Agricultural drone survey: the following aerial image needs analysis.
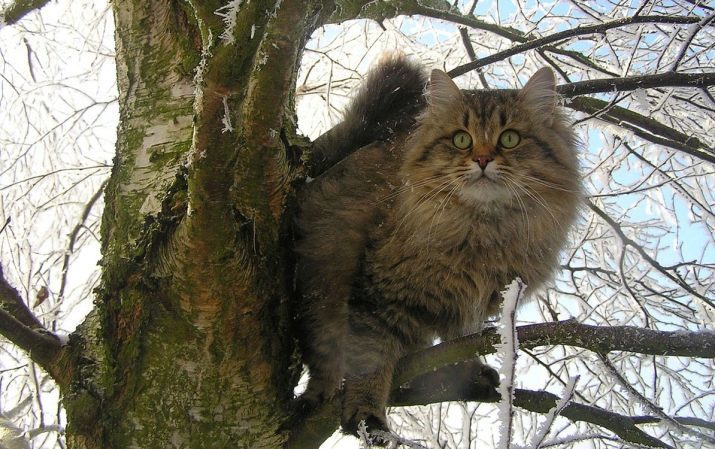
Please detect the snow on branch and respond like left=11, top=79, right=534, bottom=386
left=495, top=278, right=524, bottom=449
left=588, top=201, right=715, bottom=310
left=565, top=96, right=715, bottom=164
left=557, top=72, right=715, bottom=99
left=395, top=319, right=715, bottom=385
left=670, top=12, right=715, bottom=71
left=527, top=376, right=578, bottom=449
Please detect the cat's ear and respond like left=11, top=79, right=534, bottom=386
left=519, top=67, right=558, bottom=124
left=427, top=69, right=462, bottom=112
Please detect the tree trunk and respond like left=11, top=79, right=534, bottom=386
left=63, top=1, right=319, bottom=446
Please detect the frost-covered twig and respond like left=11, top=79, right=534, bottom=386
left=448, top=15, right=705, bottom=77
left=588, top=201, right=715, bottom=309
left=357, top=420, right=372, bottom=448
left=496, top=278, right=526, bottom=449
left=528, top=377, right=578, bottom=449
left=670, top=12, right=715, bottom=71
left=600, top=355, right=715, bottom=446
left=57, top=180, right=107, bottom=304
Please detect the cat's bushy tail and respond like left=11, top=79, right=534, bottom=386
left=308, top=55, right=427, bottom=177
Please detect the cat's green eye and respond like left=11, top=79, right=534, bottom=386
left=452, top=131, right=472, bottom=149
left=499, top=129, right=521, bottom=149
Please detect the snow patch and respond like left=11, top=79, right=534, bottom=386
left=55, top=332, right=70, bottom=346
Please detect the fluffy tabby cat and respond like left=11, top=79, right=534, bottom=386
left=295, top=56, right=581, bottom=435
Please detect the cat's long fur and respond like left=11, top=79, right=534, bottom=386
left=295, top=56, right=582, bottom=434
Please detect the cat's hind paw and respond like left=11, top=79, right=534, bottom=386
left=341, top=407, right=389, bottom=438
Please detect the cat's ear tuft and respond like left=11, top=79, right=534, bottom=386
left=519, top=67, right=558, bottom=123
left=427, top=69, right=462, bottom=112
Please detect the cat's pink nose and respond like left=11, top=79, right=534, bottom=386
left=473, top=155, right=493, bottom=169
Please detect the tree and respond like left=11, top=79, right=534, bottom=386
left=0, top=1, right=713, bottom=448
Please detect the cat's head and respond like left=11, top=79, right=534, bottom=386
left=402, top=67, right=581, bottom=214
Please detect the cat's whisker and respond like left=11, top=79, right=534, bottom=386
left=501, top=178, right=531, bottom=248
left=380, top=168, right=471, bottom=203
left=377, top=174, right=450, bottom=203
left=391, top=174, right=465, bottom=242
left=504, top=174, right=563, bottom=230
left=428, top=175, right=467, bottom=243
left=514, top=174, right=577, bottom=193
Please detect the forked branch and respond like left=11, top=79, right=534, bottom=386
left=287, top=321, right=714, bottom=449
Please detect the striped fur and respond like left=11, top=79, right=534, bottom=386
left=295, top=57, right=582, bottom=435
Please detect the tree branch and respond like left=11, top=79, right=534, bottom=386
left=566, top=96, right=715, bottom=164
left=515, top=389, right=673, bottom=449
left=287, top=321, right=714, bottom=448
left=447, top=15, right=705, bottom=77
left=393, top=386, right=675, bottom=449
left=670, top=12, right=715, bottom=71
left=0, top=265, right=76, bottom=388
left=0, top=0, right=51, bottom=27
left=0, top=264, right=43, bottom=329
left=588, top=201, right=715, bottom=310
left=395, top=319, right=715, bottom=384
left=557, top=72, right=715, bottom=98
left=0, top=309, right=61, bottom=367
left=58, top=180, right=107, bottom=303
left=290, top=384, right=676, bottom=449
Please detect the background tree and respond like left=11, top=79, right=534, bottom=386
left=0, top=1, right=713, bottom=448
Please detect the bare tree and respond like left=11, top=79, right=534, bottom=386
left=0, top=1, right=713, bottom=448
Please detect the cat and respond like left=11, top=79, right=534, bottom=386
left=295, top=55, right=582, bottom=436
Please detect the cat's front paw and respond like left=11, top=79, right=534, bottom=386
left=478, top=362, right=500, bottom=388
left=341, top=405, right=389, bottom=438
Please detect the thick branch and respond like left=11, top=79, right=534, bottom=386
left=326, top=0, right=607, bottom=77
left=0, top=0, right=50, bottom=27
left=0, top=309, right=61, bottom=367
left=395, top=319, right=715, bottom=385
left=394, top=386, right=673, bottom=449
left=290, top=385, right=675, bottom=449
left=0, top=264, right=43, bottom=329
left=0, top=266, right=76, bottom=388
left=557, top=72, right=715, bottom=98
left=287, top=321, right=713, bottom=448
